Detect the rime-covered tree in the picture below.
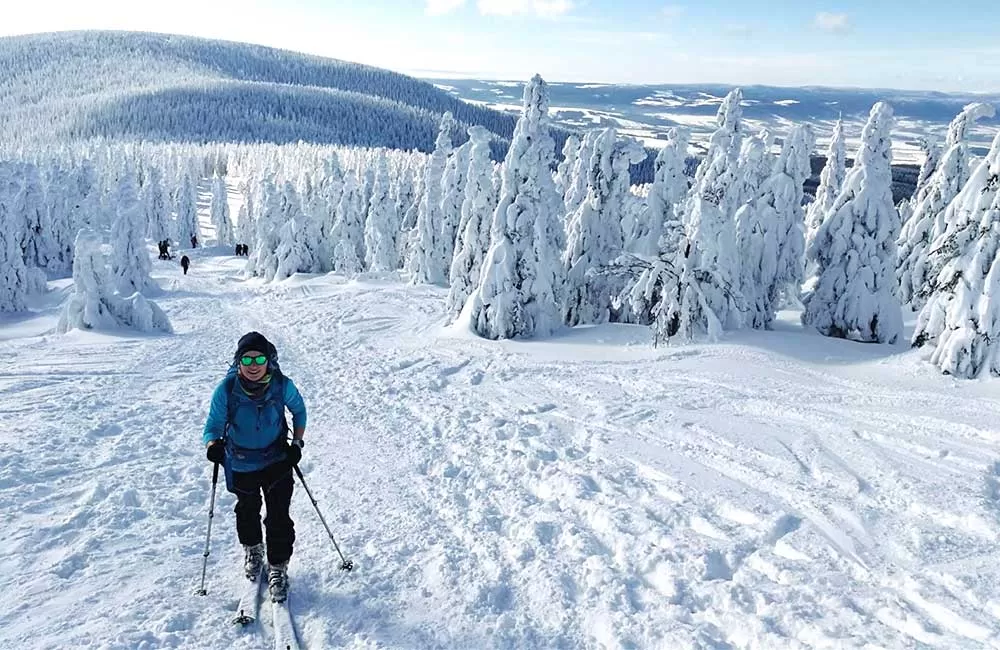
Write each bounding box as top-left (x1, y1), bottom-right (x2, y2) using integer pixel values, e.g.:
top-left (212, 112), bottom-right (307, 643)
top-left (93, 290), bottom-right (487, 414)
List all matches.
top-left (913, 136), bottom-right (1000, 378)
top-left (144, 165), bottom-right (172, 243)
top-left (175, 171), bottom-right (200, 248)
top-left (247, 178), bottom-right (283, 281)
top-left (805, 119), bottom-right (846, 248)
top-left (71, 159), bottom-right (100, 232)
top-left (563, 128), bottom-right (645, 326)
top-left (630, 128), bottom-right (689, 258)
top-left (332, 171), bottom-right (365, 274)
top-left (447, 126), bottom-right (497, 318)
top-left (564, 130), bottom-right (597, 216)
top-left (897, 103), bottom-right (995, 308)
top-left (733, 129), bottom-right (774, 210)
top-left (554, 134), bottom-right (580, 201)
top-left (467, 75), bottom-right (565, 339)
top-left (802, 102), bottom-right (901, 343)
top-left (441, 139), bottom-right (472, 267)
top-left (364, 153), bottom-right (399, 273)
top-left (110, 164), bottom-right (155, 295)
top-left (683, 88), bottom-right (746, 330)
top-left (210, 174), bottom-right (234, 246)
top-left (20, 164), bottom-right (54, 272)
top-left (274, 182), bottom-right (319, 280)
top-left (408, 112), bottom-right (455, 285)
top-left (58, 229), bottom-right (172, 334)
top-left (913, 136), bottom-right (941, 205)
top-left (739, 125), bottom-right (815, 328)
top-left (44, 164), bottom-right (75, 277)
top-left (0, 167), bottom-right (29, 312)
top-left (913, 132), bottom-right (1000, 357)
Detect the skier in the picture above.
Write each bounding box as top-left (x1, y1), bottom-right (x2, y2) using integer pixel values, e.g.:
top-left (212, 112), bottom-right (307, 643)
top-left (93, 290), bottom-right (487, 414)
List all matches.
top-left (180, 255), bottom-right (190, 275)
top-left (203, 332), bottom-right (307, 603)
top-left (191, 234), bottom-right (198, 248)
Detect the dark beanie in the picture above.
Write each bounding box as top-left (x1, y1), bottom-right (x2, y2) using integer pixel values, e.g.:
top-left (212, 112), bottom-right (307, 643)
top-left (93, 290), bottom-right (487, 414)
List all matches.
top-left (235, 331), bottom-right (273, 360)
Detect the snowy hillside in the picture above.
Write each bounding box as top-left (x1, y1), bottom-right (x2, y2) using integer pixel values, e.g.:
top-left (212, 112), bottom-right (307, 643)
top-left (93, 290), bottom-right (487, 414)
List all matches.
top-left (433, 79), bottom-right (1000, 169)
top-left (0, 31), bottom-right (519, 154)
top-left (5, 237), bottom-right (1000, 649)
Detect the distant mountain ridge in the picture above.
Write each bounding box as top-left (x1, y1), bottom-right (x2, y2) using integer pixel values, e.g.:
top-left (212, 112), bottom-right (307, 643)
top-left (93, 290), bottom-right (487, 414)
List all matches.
top-left (0, 31), bottom-right (519, 153)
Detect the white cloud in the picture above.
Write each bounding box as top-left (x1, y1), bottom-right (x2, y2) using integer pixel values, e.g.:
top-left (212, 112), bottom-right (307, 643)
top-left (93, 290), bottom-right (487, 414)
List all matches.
top-left (662, 4), bottom-right (684, 19)
top-left (426, 0), bottom-right (466, 15)
top-left (814, 12), bottom-right (850, 32)
top-left (477, 0), bottom-right (574, 18)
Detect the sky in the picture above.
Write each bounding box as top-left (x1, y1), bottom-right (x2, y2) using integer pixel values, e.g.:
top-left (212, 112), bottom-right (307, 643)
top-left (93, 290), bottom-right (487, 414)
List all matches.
top-left (2, 0), bottom-right (999, 92)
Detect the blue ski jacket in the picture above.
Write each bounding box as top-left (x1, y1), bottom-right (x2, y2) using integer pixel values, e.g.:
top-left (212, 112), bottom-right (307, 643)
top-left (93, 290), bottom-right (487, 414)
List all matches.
top-left (202, 367), bottom-right (307, 473)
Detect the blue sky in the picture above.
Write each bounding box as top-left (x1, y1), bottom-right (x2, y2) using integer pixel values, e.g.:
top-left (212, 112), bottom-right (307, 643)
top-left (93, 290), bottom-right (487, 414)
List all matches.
top-left (3, 0), bottom-right (999, 92)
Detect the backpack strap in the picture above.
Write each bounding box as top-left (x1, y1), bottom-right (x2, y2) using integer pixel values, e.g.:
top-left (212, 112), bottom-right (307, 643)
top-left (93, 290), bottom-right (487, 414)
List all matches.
top-left (223, 370), bottom-right (288, 439)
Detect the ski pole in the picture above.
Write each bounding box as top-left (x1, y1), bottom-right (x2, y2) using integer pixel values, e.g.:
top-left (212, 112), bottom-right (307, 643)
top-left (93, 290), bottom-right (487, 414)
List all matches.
top-left (196, 462), bottom-right (220, 595)
top-left (293, 465), bottom-right (354, 572)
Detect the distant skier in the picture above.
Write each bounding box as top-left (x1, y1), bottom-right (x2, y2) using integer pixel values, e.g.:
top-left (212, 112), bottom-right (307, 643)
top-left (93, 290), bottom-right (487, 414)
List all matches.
top-left (203, 332), bottom-right (307, 603)
top-left (180, 255), bottom-right (190, 275)
top-left (234, 244), bottom-right (241, 257)
top-left (191, 235), bottom-right (198, 248)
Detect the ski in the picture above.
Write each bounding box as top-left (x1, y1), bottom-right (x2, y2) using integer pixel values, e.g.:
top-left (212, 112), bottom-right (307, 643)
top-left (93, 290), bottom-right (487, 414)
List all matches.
top-left (232, 564), bottom-right (264, 626)
top-left (271, 595), bottom-right (301, 650)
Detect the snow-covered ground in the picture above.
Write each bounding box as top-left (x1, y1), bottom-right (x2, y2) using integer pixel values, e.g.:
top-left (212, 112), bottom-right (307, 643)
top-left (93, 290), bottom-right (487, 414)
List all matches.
top-left (5, 244), bottom-right (1000, 648)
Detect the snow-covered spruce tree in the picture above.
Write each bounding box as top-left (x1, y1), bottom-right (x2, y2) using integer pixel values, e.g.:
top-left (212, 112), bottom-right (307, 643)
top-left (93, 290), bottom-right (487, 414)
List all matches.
top-left (364, 153), bottom-right (399, 273)
top-left (247, 178), bottom-right (283, 281)
top-left (441, 139), bottom-right (472, 268)
top-left (175, 171), bottom-right (200, 248)
top-left (805, 119), bottom-right (846, 247)
top-left (555, 134), bottom-right (581, 201)
top-left (71, 158), bottom-right (100, 232)
top-left (468, 74), bottom-right (565, 339)
top-left (408, 111), bottom-right (455, 285)
top-left (0, 167), bottom-right (29, 312)
top-left (897, 103), bottom-right (995, 308)
top-left (312, 155), bottom-right (344, 272)
top-left (144, 165), bottom-right (172, 244)
top-left (44, 164), bottom-right (75, 278)
top-left (563, 128), bottom-right (645, 326)
top-left (733, 129), bottom-right (775, 210)
top-left (564, 130), bottom-right (598, 216)
top-left (801, 102), bottom-right (902, 343)
top-left (738, 125), bottom-right (815, 329)
top-left (210, 174), bottom-right (233, 247)
top-left (629, 128), bottom-right (690, 258)
top-left (447, 126), bottom-right (497, 318)
top-left (110, 164), bottom-right (155, 296)
top-left (913, 131), bottom-right (1000, 355)
top-left (682, 87), bottom-right (746, 330)
top-left (332, 171), bottom-right (365, 274)
top-left (21, 163), bottom-right (54, 272)
top-left (274, 182), bottom-right (319, 281)
top-left (58, 229), bottom-right (172, 334)
top-left (913, 136), bottom-right (941, 205)
top-left (732, 131), bottom-right (773, 296)
top-left (919, 157), bottom-right (1000, 377)
top-left (234, 182), bottom-right (255, 251)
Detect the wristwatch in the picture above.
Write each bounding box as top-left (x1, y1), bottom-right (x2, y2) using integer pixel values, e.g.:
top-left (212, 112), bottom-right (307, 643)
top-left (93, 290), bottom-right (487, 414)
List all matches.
top-left (291, 439), bottom-right (304, 449)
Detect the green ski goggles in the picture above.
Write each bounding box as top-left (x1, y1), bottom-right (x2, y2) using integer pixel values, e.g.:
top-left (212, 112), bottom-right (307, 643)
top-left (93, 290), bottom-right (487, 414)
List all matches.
top-left (240, 354), bottom-right (269, 366)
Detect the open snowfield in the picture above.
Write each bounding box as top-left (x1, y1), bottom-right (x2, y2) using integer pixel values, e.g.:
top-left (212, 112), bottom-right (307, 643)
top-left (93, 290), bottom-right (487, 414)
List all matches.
top-left (5, 244), bottom-right (1000, 648)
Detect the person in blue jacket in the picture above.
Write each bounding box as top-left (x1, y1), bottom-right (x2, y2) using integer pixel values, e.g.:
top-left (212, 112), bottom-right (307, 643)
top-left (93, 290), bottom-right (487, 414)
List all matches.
top-left (203, 331), bottom-right (307, 603)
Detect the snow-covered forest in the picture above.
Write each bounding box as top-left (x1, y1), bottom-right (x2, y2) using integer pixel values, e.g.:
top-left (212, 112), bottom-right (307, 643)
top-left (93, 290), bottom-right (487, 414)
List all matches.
top-left (4, 68), bottom-right (1000, 377)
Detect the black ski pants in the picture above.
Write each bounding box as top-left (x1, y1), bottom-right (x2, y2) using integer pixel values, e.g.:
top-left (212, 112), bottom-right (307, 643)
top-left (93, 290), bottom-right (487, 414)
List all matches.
top-left (232, 462), bottom-right (295, 565)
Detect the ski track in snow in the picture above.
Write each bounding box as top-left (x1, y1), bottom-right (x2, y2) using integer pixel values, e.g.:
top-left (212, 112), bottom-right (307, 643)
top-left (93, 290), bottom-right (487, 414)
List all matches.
top-left (5, 218), bottom-right (1000, 647)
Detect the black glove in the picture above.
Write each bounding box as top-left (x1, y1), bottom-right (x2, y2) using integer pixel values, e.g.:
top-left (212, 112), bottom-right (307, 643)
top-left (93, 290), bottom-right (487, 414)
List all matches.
top-left (206, 441), bottom-right (225, 464)
top-left (286, 439), bottom-right (303, 466)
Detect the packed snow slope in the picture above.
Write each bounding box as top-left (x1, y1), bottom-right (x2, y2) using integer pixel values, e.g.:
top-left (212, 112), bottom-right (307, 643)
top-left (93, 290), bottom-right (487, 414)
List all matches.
top-left (5, 250), bottom-right (1000, 648)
